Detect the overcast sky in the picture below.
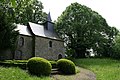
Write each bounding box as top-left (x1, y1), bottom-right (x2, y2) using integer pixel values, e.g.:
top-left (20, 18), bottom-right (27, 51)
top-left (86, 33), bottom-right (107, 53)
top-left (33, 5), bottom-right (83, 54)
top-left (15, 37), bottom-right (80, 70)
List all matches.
top-left (40, 0), bottom-right (120, 30)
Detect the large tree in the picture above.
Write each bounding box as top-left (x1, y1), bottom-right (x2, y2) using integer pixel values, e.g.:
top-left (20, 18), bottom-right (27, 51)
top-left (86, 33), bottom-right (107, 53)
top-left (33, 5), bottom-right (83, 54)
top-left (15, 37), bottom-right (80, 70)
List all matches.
top-left (55, 2), bottom-right (118, 58)
top-left (111, 32), bottom-right (120, 59)
top-left (14, 0), bottom-right (47, 25)
top-left (1, 0), bottom-right (47, 25)
top-left (0, 2), bottom-right (19, 50)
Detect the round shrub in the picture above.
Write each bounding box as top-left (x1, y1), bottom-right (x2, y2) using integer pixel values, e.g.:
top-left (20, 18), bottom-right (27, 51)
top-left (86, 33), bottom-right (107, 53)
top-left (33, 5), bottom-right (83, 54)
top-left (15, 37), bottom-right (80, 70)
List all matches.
top-left (57, 59), bottom-right (76, 74)
top-left (27, 57), bottom-right (52, 76)
top-left (49, 61), bottom-right (57, 68)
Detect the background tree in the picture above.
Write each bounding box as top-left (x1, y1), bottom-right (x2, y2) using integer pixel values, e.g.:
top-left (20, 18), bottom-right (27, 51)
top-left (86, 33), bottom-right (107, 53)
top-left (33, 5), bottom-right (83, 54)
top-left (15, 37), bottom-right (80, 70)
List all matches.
top-left (105, 27), bottom-right (119, 57)
top-left (14, 0), bottom-right (47, 25)
top-left (55, 2), bottom-right (118, 58)
top-left (0, 0), bottom-right (16, 7)
top-left (1, 0), bottom-right (47, 25)
top-left (111, 32), bottom-right (120, 59)
top-left (0, 2), bottom-right (19, 50)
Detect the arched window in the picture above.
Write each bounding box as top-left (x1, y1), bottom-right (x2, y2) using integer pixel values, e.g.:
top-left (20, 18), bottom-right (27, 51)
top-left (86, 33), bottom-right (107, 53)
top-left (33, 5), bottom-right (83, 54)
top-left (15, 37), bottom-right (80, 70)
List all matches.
top-left (49, 41), bottom-right (52, 48)
top-left (58, 54), bottom-right (62, 59)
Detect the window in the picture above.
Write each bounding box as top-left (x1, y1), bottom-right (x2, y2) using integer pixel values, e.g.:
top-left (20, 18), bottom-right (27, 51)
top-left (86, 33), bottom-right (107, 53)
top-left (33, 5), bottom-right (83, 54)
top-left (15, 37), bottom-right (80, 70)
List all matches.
top-left (49, 41), bottom-right (52, 48)
top-left (58, 54), bottom-right (62, 59)
top-left (18, 37), bottom-right (24, 47)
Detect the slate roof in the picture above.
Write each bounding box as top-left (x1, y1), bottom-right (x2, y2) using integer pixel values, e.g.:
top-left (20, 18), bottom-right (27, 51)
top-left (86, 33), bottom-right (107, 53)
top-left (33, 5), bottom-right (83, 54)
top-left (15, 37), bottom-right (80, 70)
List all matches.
top-left (16, 22), bottom-right (61, 40)
top-left (16, 24), bottom-right (32, 36)
top-left (47, 12), bottom-right (52, 21)
top-left (16, 12), bottom-right (62, 41)
top-left (28, 22), bottom-right (60, 40)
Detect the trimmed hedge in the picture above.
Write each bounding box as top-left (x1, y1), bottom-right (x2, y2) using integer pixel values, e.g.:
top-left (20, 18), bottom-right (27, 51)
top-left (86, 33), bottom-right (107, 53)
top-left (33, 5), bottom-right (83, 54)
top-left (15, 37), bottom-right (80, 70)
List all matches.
top-left (57, 59), bottom-right (76, 74)
top-left (0, 60), bottom-right (27, 69)
top-left (49, 61), bottom-right (57, 68)
top-left (0, 60), bottom-right (58, 70)
top-left (27, 57), bottom-right (52, 76)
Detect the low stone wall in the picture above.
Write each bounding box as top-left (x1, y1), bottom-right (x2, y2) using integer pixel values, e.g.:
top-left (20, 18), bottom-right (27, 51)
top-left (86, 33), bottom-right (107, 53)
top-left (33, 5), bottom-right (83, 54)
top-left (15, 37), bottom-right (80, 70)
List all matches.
top-left (0, 49), bottom-right (12, 60)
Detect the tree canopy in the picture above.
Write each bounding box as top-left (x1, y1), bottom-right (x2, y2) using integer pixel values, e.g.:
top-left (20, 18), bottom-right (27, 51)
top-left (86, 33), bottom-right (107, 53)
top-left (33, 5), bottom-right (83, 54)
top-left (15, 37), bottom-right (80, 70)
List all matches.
top-left (1, 0), bottom-right (47, 25)
top-left (55, 2), bottom-right (119, 58)
top-left (0, 3), bottom-right (18, 50)
top-left (111, 32), bottom-right (120, 59)
top-left (14, 0), bottom-right (47, 25)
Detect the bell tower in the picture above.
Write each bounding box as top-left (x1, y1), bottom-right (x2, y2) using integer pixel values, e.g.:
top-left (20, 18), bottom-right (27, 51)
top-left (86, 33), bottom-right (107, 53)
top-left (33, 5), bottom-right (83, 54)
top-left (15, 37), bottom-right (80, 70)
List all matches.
top-left (45, 12), bottom-right (54, 32)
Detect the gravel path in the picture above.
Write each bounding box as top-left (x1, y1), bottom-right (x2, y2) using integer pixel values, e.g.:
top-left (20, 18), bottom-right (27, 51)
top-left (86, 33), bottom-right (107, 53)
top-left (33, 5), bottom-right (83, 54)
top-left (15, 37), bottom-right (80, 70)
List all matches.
top-left (52, 67), bottom-right (96, 80)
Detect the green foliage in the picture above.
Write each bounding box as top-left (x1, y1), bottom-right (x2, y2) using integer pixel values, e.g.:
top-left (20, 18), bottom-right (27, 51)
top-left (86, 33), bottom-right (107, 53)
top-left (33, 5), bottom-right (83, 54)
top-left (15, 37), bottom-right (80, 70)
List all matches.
top-left (0, 0), bottom-right (47, 25)
top-left (55, 2), bottom-right (118, 58)
top-left (11, 0), bottom-right (16, 7)
top-left (65, 48), bottom-right (76, 57)
top-left (0, 60), bottom-right (28, 63)
top-left (0, 3), bottom-right (19, 50)
top-left (73, 58), bottom-right (120, 80)
top-left (57, 59), bottom-right (76, 74)
top-left (0, 60), bottom-right (27, 69)
top-left (1, 0), bottom-right (16, 7)
top-left (111, 33), bottom-right (120, 59)
top-left (0, 67), bottom-right (53, 80)
top-left (27, 57), bottom-right (52, 76)
top-left (49, 61), bottom-right (57, 68)
top-left (14, 0), bottom-right (47, 25)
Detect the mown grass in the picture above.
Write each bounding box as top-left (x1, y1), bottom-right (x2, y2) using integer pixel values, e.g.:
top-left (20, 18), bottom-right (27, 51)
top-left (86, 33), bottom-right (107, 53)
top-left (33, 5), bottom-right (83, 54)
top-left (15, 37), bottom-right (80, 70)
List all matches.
top-left (1, 58), bottom-right (119, 80)
top-left (73, 58), bottom-right (120, 80)
top-left (0, 67), bottom-right (53, 80)
top-left (0, 61), bottom-right (80, 80)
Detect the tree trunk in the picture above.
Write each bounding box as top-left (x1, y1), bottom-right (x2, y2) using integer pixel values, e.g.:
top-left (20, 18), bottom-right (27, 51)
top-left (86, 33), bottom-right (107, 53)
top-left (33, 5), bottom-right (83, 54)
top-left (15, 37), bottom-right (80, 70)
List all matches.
top-left (75, 49), bottom-right (86, 58)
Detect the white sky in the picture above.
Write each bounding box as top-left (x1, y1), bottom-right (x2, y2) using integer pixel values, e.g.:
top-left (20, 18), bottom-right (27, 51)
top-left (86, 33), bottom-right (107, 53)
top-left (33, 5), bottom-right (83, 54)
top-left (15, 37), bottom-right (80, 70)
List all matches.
top-left (40, 0), bottom-right (120, 30)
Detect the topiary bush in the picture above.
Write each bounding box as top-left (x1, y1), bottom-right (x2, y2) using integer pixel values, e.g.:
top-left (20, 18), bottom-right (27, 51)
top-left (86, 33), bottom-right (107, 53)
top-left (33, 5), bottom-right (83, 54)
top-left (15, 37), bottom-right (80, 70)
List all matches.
top-left (49, 61), bottom-right (57, 68)
top-left (57, 59), bottom-right (76, 74)
top-left (27, 57), bottom-right (52, 76)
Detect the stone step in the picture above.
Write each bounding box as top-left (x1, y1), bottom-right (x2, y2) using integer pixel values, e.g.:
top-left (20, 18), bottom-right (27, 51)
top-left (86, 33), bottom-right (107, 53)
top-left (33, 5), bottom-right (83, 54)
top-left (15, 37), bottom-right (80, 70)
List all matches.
top-left (52, 68), bottom-right (58, 71)
top-left (51, 68), bottom-right (60, 74)
top-left (51, 71), bottom-right (60, 74)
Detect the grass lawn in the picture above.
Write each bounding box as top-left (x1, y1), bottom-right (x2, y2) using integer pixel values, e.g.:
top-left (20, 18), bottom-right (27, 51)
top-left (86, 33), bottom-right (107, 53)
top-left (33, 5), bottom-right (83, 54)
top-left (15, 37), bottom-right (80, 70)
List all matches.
top-left (73, 58), bottom-right (120, 80)
top-left (0, 58), bottom-right (120, 80)
top-left (0, 66), bottom-right (80, 80)
top-left (0, 67), bottom-right (53, 80)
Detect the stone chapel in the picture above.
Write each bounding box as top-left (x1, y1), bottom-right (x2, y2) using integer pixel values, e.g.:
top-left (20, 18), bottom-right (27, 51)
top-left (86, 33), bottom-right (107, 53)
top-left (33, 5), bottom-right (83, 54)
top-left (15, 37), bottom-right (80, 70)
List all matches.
top-left (0, 12), bottom-right (65, 60)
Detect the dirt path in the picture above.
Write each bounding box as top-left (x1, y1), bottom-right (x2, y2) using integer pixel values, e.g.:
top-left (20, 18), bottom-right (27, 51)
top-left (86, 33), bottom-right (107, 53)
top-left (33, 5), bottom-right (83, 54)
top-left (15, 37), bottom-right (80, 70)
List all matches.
top-left (51, 67), bottom-right (96, 80)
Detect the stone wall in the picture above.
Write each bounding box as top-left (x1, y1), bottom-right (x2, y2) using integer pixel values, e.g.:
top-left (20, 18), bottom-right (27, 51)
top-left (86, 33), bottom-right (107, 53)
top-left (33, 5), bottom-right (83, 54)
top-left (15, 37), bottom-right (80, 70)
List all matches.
top-left (0, 49), bottom-right (12, 60)
top-left (15, 35), bottom-right (33, 59)
top-left (35, 36), bottom-right (65, 60)
top-left (0, 35), bottom-right (65, 60)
